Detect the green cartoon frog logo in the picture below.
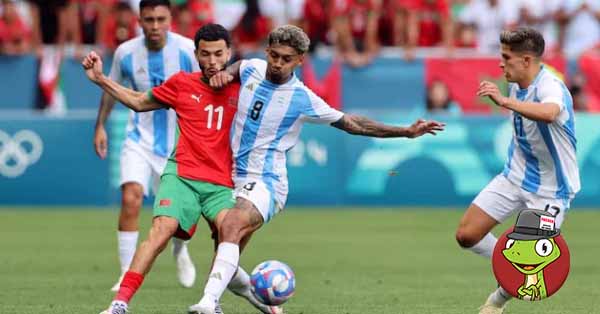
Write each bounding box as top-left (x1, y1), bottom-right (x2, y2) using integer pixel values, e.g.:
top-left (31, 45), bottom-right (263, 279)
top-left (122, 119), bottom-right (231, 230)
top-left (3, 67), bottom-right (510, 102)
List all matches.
top-left (501, 209), bottom-right (562, 301)
top-left (503, 237), bottom-right (561, 300)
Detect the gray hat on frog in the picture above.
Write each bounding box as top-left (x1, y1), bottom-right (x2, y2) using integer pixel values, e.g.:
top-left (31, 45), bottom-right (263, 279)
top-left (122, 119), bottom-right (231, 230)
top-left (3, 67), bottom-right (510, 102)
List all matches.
top-left (507, 209), bottom-right (560, 240)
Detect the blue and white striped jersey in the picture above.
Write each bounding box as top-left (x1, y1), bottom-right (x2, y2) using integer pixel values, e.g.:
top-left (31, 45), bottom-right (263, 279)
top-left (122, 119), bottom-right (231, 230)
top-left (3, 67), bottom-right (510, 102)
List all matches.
top-left (231, 58), bottom-right (344, 205)
top-left (502, 65), bottom-right (580, 199)
top-left (109, 32), bottom-right (199, 157)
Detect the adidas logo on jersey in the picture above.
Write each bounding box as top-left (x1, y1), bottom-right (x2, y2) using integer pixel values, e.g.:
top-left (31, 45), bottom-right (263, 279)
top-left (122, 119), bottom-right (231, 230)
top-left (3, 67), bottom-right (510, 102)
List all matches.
top-left (246, 83), bottom-right (255, 91)
top-left (136, 67), bottom-right (146, 75)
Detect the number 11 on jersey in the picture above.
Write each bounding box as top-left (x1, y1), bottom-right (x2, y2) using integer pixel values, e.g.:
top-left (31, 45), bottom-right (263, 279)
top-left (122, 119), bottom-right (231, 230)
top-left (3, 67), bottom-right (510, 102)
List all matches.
top-left (204, 104), bottom-right (223, 130)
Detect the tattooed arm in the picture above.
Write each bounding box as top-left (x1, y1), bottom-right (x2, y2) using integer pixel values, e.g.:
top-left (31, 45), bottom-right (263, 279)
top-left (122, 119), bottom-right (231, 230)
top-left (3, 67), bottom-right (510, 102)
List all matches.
top-left (331, 114), bottom-right (445, 138)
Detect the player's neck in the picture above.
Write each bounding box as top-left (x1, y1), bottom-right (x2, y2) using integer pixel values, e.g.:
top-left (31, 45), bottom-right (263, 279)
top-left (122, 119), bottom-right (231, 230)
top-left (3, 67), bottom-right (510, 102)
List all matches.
top-left (266, 73), bottom-right (293, 85)
top-left (517, 64), bottom-right (542, 89)
top-left (145, 38), bottom-right (167, 51)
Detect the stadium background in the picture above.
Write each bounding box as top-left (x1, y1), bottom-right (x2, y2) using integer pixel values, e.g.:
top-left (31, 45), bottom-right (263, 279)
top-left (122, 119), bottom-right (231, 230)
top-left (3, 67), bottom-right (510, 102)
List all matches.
top-left (2, 1), bottom-right (600, 314)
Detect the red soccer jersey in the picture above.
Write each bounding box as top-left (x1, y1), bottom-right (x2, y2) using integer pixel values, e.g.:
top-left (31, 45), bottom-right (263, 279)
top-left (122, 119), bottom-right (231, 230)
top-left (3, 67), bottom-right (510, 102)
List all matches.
top-left (150, 71), bottom-right (240, 187)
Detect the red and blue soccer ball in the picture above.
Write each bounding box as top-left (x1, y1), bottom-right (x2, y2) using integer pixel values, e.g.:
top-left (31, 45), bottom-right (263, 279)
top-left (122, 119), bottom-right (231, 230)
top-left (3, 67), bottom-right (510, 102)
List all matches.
top-left (250, 260), bottom-right (296, 305)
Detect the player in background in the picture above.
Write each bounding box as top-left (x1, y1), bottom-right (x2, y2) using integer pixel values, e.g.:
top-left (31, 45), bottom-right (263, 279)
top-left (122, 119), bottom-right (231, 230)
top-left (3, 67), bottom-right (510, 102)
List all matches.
top-left (188, 25), bottom-right (446, 314)
top-left (84, 24), bottom-right (283, 314)
top-left (92, 0), bottom-right (197, 291)
top-left (454, 28), bottom-right (580, 314)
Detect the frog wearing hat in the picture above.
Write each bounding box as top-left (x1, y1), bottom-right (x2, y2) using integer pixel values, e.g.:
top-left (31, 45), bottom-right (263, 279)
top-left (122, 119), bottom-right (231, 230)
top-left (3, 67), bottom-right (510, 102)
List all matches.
top-left (502, 209), bottom-right (561, 301)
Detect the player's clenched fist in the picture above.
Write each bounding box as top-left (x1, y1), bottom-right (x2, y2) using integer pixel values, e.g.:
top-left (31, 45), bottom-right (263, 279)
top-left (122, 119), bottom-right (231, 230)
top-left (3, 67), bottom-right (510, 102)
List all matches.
top-left (82, 51), bottom-right (105, 84)
top-left (477, 80), bottom-right (508, 107)
top-left (209, 71), bottom-right (234, 89)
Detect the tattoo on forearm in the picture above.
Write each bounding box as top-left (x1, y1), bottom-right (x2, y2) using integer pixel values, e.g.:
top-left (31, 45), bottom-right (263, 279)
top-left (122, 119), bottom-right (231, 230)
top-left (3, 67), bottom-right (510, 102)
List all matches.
top-left (332, 114), bottom-right (407, 138)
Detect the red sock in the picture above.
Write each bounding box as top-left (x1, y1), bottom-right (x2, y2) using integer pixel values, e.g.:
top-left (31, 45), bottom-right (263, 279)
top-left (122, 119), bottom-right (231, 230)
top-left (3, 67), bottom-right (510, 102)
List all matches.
top-left (114, 271), bottom-right (144, 303)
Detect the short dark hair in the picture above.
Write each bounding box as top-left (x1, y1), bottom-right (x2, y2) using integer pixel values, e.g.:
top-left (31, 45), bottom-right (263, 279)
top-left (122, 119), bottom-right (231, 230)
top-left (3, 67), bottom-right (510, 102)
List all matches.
top-left (139, 0), bottom-right (170, 12)
top-left (499, 27), bottom-right (545, 57)
top-left (193, 24), bottom-right (231, 50)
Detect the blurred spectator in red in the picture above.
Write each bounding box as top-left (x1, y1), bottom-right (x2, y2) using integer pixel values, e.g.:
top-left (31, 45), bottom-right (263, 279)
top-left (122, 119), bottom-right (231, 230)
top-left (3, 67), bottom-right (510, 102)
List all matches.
top-left (515, 0), bottom-right (561, 54)
top-left (302, 0), bottom-right (331, 51)
top-left (457, 0), bottom-right (518, 54)
top-left (100, 1), bottom-right (136, 51)
top-left (172, 3), bottom-right (196, 39)
top-left (331, 0), bottom-right (381, 68)
top-left (556, 0), bottom-right (600, 58)
top-left (188, 0), bottom-right (214, 27)
top-left (232, 0), bottom-right (272, 57)
top-left (454, 23), bottom-right (476, 48)
top-left (0, 0), bottom-right (33, 55)
top-left (378, 0), bottom-right (407, 47)
top-left (403, 0), bottom-right (453, 60)
top-left (172, 0), bottom-right (214, 39)
top-left (426, 79), bottom-right (461, 115)
top-left (74, 0), bottom-right (113, 46)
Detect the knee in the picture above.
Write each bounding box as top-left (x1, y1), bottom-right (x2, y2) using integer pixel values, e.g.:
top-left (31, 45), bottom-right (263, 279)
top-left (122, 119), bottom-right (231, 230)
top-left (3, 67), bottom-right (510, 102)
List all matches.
top-left (146, 218), bottom-right (178, 250)
top-left (121, 185), bottom-right (143, 212)
top-left (455, 227), bottom-right (481, 248)
top-left (219, 212), bottom-right (249, 243)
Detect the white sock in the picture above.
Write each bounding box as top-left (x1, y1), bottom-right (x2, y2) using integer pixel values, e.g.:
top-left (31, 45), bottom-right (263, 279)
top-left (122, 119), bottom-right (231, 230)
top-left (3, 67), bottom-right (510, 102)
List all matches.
top-left (203, 242), bottom-right (240, 302)
top-left (489, 286), bottom-right (512, 306)
top-left (172, 237), bottom-right (188, 258)
top-left (468, 233), bottom-right (497, 259)
top-left (117, 231), bottom-right (138, 273)
top-left (228, 266), bottom-right (251, 294)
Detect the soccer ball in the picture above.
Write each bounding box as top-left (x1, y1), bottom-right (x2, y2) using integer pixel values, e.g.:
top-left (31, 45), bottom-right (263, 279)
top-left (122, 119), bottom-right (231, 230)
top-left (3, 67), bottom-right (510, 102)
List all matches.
top-left (250, 260), bottom-right (296, 305)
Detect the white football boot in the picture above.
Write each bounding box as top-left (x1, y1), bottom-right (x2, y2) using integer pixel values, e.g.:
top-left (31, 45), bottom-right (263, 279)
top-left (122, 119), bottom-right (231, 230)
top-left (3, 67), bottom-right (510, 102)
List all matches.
top-left (188, 295), bottom-right (217, 314)
top-left (174, 240), bottom-right (196, 288)
top-left (478, 294), bottom-right (506, 314)
top-left (229, 287), bottom-right (284, 314)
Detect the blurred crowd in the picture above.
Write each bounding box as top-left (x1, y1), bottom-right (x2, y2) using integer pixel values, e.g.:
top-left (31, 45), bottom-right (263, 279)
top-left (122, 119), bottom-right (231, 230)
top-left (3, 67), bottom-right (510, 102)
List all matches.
top-left (1, 0), bottom-right (599, 113)
top-left (3, 0), bottom-right (600, 60)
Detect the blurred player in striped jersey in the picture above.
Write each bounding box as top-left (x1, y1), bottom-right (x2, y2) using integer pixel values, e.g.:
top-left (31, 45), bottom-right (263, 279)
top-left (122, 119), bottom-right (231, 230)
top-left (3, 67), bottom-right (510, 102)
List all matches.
top-left (455, 28), bottom-right (580, 314)
top-left (92, 0), bottom-right (198, 292)
top-left (188, 25), bottom-right (445, 314)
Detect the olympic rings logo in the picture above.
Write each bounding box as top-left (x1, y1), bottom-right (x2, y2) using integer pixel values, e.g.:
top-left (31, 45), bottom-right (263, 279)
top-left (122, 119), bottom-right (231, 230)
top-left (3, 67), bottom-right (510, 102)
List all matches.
top-left (0, 130), bottom-right (43, 178)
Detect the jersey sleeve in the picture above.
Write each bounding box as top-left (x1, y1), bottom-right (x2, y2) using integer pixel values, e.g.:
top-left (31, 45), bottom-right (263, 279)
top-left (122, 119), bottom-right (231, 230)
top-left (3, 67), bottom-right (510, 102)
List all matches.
top-left (149, 72), bottom-right (181, 108)
top-left (536, 77), bottom-right (566, 111)
top-left (108, 45), bottom-right (124, 83)
top-left (239, 58), bottom-right (266, 85)
top-left (301, 88), bottom-right (344, 124)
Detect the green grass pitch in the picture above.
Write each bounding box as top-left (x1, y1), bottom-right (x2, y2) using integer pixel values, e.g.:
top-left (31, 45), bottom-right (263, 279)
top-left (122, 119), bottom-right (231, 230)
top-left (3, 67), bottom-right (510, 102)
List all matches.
top-left (1, 208), bottom-right (599, 314)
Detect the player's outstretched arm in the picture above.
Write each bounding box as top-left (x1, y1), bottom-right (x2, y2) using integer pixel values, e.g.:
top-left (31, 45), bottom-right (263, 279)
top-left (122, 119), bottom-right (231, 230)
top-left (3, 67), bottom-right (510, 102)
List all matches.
top-left (477, 80), bottom-right (560, 123)
top-left (209, 60), bottom-right (241, 89)
top-left (82, 51), bottom-right (165, 112)
top-left (331, 114), bottom-right (445, 138)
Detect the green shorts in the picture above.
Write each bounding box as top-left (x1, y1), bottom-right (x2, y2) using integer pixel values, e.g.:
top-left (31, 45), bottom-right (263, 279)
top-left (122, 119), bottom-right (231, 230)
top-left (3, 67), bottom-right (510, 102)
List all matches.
top-left (153, 174), bottom-right (235, 239)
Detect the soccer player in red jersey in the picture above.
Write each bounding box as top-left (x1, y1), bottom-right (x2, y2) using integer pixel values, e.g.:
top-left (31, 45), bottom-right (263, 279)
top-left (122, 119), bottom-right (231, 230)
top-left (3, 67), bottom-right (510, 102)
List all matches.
top-left (83, 24), bottom-right (282, 314)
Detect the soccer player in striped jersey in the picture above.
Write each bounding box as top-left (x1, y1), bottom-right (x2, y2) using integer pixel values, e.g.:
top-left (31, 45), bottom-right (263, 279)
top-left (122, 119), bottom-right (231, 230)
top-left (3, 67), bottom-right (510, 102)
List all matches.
top-left (188, 25), bottom-right (445, 314)
top-left (92, 0), bottom-right (198, 291)
top-left (84, 24), bottom-right (283, 314)
top-left (454, 28), bottom-right (580, 314)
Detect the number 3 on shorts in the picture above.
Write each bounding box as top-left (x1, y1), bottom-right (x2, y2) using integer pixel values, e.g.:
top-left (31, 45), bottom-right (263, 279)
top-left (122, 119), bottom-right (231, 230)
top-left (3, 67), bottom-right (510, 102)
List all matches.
top-left (243, 182), bottom-right (256, 191)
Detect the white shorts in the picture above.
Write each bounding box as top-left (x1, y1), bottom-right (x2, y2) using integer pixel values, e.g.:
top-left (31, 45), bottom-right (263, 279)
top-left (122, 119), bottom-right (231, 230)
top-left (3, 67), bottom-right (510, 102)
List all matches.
top-left (234, 179), bottom-right (284, 223)
top-left (473, 175), bottom-right (571, 228)
top-left (120, 139), bottom-right (168, 196)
